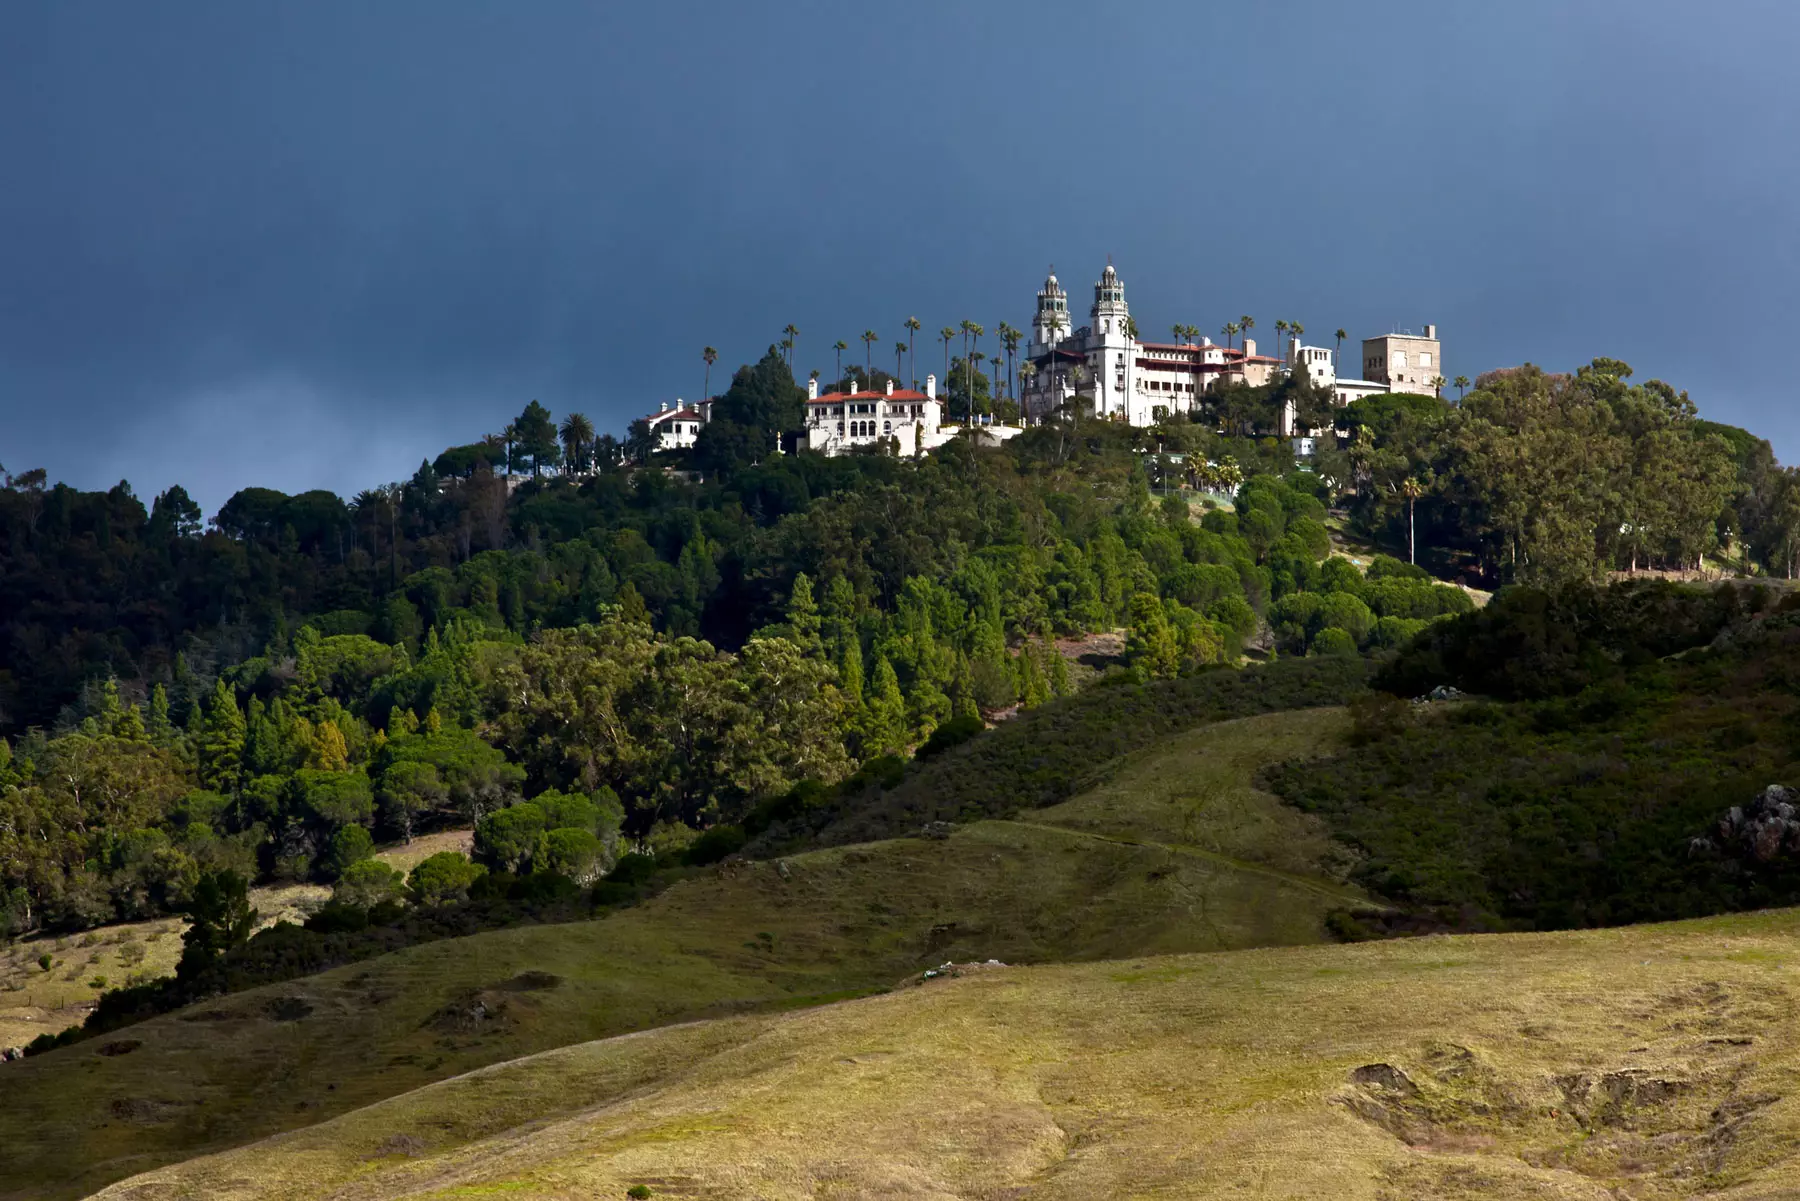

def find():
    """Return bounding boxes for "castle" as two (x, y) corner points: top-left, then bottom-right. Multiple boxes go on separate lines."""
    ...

(1019, 262), (1442, 432)
(639, 262), (1444, 457)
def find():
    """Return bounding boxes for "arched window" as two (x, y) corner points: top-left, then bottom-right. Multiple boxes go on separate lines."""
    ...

(883, 421), (891, 435)
(837, 421), (844, 434)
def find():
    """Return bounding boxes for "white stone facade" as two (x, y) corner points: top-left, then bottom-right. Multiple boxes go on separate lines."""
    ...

(1017, 261), (1446, 430)
(642, 402), (705, 450)
(803, 374), (956, 458)
(1021, 264), (1283, 424)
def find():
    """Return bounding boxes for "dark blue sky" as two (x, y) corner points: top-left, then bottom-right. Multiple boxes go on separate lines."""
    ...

(3, 1), (1796, 513)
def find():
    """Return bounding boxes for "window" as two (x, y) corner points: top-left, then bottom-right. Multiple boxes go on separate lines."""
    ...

(837, 422), (844, 434)
(1392, 351), (1407, 370)
(1418, 352), (1431, 368)
(883, 421), (891, 435)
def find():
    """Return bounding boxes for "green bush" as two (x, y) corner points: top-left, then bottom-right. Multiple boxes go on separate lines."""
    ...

(321, 824), (375, 881)
(1310, 628), (1359, 656)
(685, 824), (747, 866)
(916, 714), (986, 758)
(333, 859), (405, 908)
(406, 852), (485, 906)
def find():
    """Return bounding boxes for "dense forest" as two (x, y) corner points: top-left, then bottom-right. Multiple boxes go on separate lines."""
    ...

(0, 348), (1790, 951)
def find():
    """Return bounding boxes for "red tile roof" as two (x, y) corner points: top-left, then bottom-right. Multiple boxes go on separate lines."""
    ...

(809, 389), (933, 404)
(645, 407), (704, 423)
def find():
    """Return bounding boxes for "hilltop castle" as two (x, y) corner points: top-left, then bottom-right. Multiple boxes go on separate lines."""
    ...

(1020, 262), (1442, 431)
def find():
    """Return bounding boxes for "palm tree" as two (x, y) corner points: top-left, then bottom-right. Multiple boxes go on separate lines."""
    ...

(861, 330), (878, 380)
(1334, 329), (1347, 370)
(1289, 321), (1304, 351)
(502, 422), (518, 480)
(969, 323), (986, 423)
(1002, 323), (1021, 400)
(833, 340), (848, 388)
(1222, 321), (1239, 352)
(702, 346), (718, 401)
(1453, 374), (1470, 399)
(1274, 319), (1289, 360)
(894, 342), (908, 383)
(1239, 315), (1255, 355)
(782, 324), (799, 368)
(559, 412), (595, 476)
(779, 336), (793, 367)
(940, 326), (956, 389)
(1400, 475), (1427, 564)
(1019, 360), (1037, 415)
(1171, 323), (1184, 343)
(1431, 374), (1447, 398)
(904, 316), (921, 386)
(972, 351), (988, 416)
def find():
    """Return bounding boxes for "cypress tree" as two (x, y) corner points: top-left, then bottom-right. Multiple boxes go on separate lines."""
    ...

(197, 679), (246, 795)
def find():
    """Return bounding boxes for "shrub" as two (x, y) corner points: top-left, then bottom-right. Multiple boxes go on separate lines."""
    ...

(1366, 554), (1429, 581)
(604, 853), (659, 887)
(685, 825), (747, 866)
(321, 824), (375, 881)
(333, 859), (405, 908)
(304, 901), (370, 934)
(916, 714), (985, 758)
(537, 827), (607, 882)
(1310, 628), (1359, 656)
(628, 1186), (653, 1199)
(406, 852), (485, 906)
(1314, 593), (1375, 645)
(1317, 557), (1364, 596)
(474, 802), (547, 873)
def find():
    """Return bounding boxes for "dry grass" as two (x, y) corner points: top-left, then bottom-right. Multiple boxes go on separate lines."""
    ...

(0, 709), (1362, 1199)
(0, 885), (327, 1052)
(0, 842), (461, 1052)
(98, 908), (1800, 1200)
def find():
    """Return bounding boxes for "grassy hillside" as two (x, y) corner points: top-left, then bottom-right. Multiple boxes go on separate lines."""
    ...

(806, 653), (1368, 848)
(0, 839), (473, 1051)
(101, 907), (1800, 1200)
(0, 709), (1361, 1200)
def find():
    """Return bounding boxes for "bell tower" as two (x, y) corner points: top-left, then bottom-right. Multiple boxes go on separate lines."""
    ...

(1031, 267), (1070, 352)
(1090, 258), (1128, 337)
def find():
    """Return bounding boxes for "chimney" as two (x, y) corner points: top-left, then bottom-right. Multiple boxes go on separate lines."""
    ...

(660, 401), (668, 413)
(926, 373), (937, 400)
(885, 379), (894, 396)
(1424, 323), (1437, 340)
(1243, 338), (1256, 359)
(807, 378), (818, 400)
(1201, 336), (1213, 347)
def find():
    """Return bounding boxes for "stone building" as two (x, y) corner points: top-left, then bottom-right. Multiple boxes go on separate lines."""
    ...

(803, 374), (957, 458)
(1361, 326), (1443, 395)
(1020, 263), (1282, 424)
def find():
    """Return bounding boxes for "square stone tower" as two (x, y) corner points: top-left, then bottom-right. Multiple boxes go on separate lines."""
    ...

(1361, 325), (1442, 395)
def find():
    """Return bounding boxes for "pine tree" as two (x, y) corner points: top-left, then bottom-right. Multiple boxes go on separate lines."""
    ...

(1127, 593), (1180, 681)
(950, 652), (980, 722)
(1019, 645), (1049, 708)
(309, 720), (350, 771)
(1048, 642), (1072, 697)
(115, 703), (146, 741)
(197, 679), (246, 795)
(786, 572), (823, 656)
(424, 707), (443, 734)
(838, 641), (864, 708)
(616, 581), (650, 627)
(863, 655), (907, 756)
(389, 706), (420, 737)
(147, 684), (173, 744)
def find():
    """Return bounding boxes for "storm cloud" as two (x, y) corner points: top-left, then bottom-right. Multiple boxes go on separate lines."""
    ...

(3, 0), (1796, 512)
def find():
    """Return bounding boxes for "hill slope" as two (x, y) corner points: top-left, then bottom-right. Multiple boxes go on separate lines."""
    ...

(103, 907), (1800, 1200)
(0, 709), (1361, 1199)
